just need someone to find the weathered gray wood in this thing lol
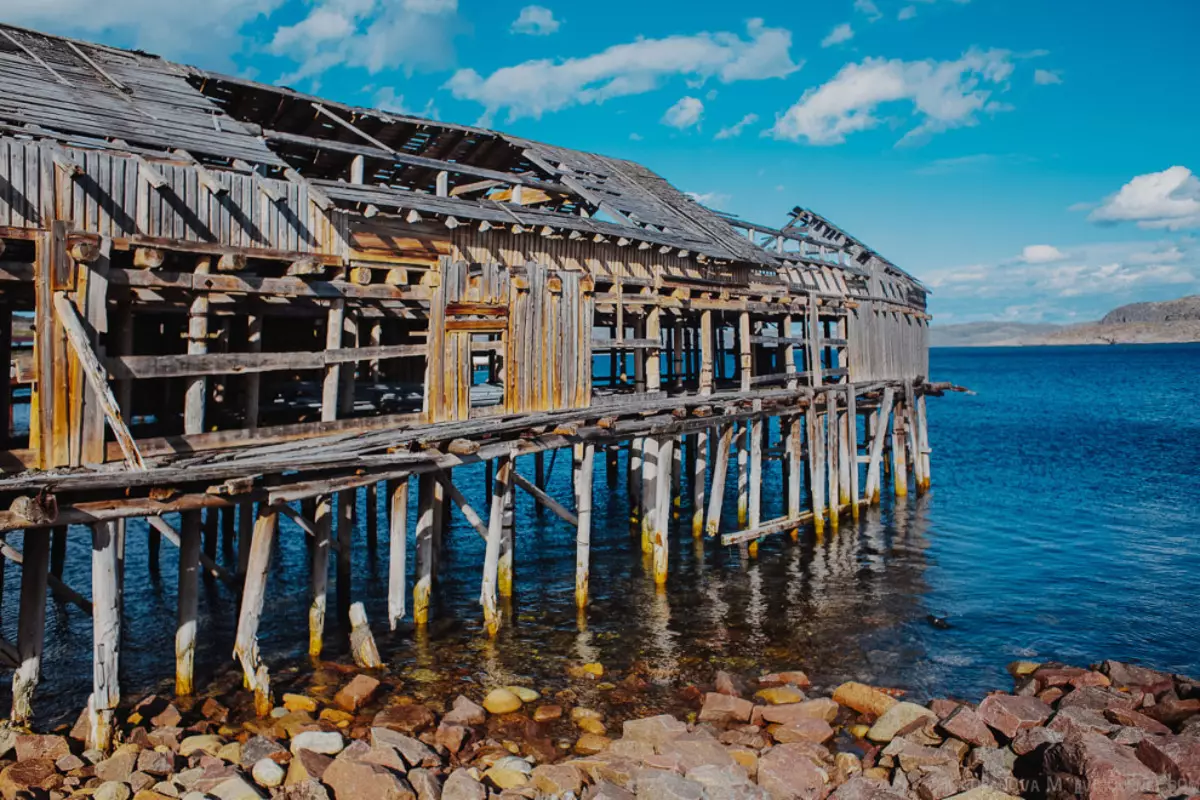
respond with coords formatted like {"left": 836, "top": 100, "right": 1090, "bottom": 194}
{"left": 387, "top": 481, "right": 408, "bottom": 630}
{"left": 691, "top": 428, "right": 708, "bottom": 538}
{"left": 109, "top": 343, "right": 428, "bottom": 379}
{"left": 846, "top": 387, "right": 860, "bottom": 512}
{"left": 917, "top": 393, "right": 931, "bottom": 492}
{"left": 233, "top": 504, "right": 277, "bottom": 717}
{"left": 826, "top": 392, "right": 840, "bottom": 526}
{"left": 736, "top": 421, "right": 749, "bottom": 526}
{"left": 787, "top": 414, "right": 803, "bottom": 539}
{"left": 175, "top": 509, "right": 201, "bottom": 696}
{"left": 348, "top": 602, "right": 382, "bottom": 668}
{"left": 413, "top": 474, "right": 434, "bottom": 625}
{"left": 308, "top": 497, "right": 332, "bottom": 657}
{"left": 864, "top": 387, "right": 895, "bottom": 502}
{"left": 807, "top": 409, "right": 826, "bottom": 532}
{"left": 892, "top": 394, "right": 909, "bottom": 497}
{"left": 88, "top": 519, "right": 120, "bottom": 751}
{"left": 747, "top": 412, "right": 763, "bottom": 556}
{"left": 185, "top": 256, "right": 211, "bottom": 436}
{"left": 721, "top": 512, "right": 816, "bottom": 546}
{"left": 435, "top": 471, "right": 489, "bottom": 540}
{"left": 482, "top": 455, "right": 512, "bottom": 635}
{"left": 12, "top": 529, "right": 49, "bottom": 724}
{"left": 640, "top": 435, "right": 659, "bottom": 554}
{"left": 705, "top": 423, "right": 734, "bottom": 537}
{"left": 575, "top": 442, "right": 594, "bottom": 608}
{"left": 652, "top": 435, "right": 674, "bottom": 585}
{"left": 322, "top": 300, "right": 345, "bottom": 423}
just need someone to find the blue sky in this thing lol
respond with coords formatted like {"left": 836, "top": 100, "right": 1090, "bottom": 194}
{"left": 7, "top": 0, "right": 1200, "bottom": 324}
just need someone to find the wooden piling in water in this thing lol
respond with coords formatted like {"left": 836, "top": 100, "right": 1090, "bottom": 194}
{"left": 414, "top": 474, "right": 435, "bottom": 626}
{"left": 388, "top": 480, "right": 408, "bottom": 630}
{"left": 482, "top": 455, "right": 512, "bottom": 636}
{"left": 692, "top": 428, "right": 709, "bottom": 538}
{"left": 233, "top": 504, "right": 278, "bottom": 717}
{"left": 736, "top": 422, "right": 749, "bottom": 526}
{"left": 576, "top": 441, "right": 594, "bottom": 608}
{"left": 892, "top": 394, "right": 909, "bottom": 497}
{"left": 706, "top": 423, "right": 734, "bottom": 538}
{"left": 748, "top": 412, "right": 763, "bottom": 558}
{"left": 88, "top": 519, "right": 120, "bottom": 751}
{"left": 12, "top": 529, "right": 49, "bottom": 725}
{"left": 641, "top": 436, "right": 659, "bottom": 554}
{"left": 653, "top": 435, "right": 674, "bottom": 585}
{"left": 308, "top": 496, "right": 332, "bottom": 657}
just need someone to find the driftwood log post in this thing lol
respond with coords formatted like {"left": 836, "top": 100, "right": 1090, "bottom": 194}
{"left": 691, "top": 428, "right": 708, "bottom": 538}
{"left": 747, "top": 412, "right": 764, "bottom": 558}
{"left": 308, "top": 496, "right": 332, "bottom": 657}
{"left": 892, "top": 394, "right": 909, "bottom": 497}
{"left": 736, "top": 422, "right": 749, "bottom": 527}
{"left": 414, "top": 474, "right": 435, "bottom": 626}
{"left": 89, "top": 519, "right": 121, "bottom": 751}
{"left": 652, "top": 435, "right": 674, "bottom": 586}
{"left": 787, "top": 414, "right": 803, "bottom": 539}
{"left": 807, "top": 409, "right": 827, "bottom": 534}
{"left": 865, "top": 388, "right": 895, "bottom": 503}
{"left": 847, "top": 387, "right": 860, "bottom": 516}
{"left": 640, "top": 436, "right": 659, "bottom": 555}
{"left": 387, "top": 480, "right": 408, "bottom": 630}
{"left": 575, "top": 441, "right": 595, "bottom": 608}
{"left": 12, "top": 529, "right": 50, "bottom": 724}
{"left": 482, "top": 455, "right": 513, "bottom": 635}
{"left": 234, "top": 504, "right": 278, "bottom": 718}
{"left": 706, "top": 423, "right": 734, "bottom": 537}
{"left": 826, "top": 391, "right": 841, "bottom": 529}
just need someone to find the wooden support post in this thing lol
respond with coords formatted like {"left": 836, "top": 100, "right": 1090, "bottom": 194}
{"left": 807, "top": 299, "right": 823, "bottom": 388}
{"left": 736, "top": 422, "right": 749, "bottom": 526}
{"left": 691, "top": 428, "right": 708, "bottom": 538}
{"left": 482, "top": 455, "right": 512, "bottom": 636}
{"left": 838, "top": 395, "right": 852, "bottom": 509}
{"left": 339, "top": 311, "right": 358, "bottom": 417}
{"left": 233, "top": 505, "right": 278, "bottom": 717}
{"left": 787, "top": 415, "right": 803, "bottom": 539}
{"left": 576, "top": 442, "right": 594, "bottom": 608}
{"left": 646, "top": 306, "right": 662, "bottom": 391}
{"left": 807, "top": 409, "right": 826, "bottom": 533}
{"left": 175, "top": 510, "right": 201, "bottom": 696}
{"left": 706, "top": 423, "right": 733, "bottom": 537}
{"left": 185, "top": 256, "right": 211, "bottom": 434}
{"left": 739, "top": 311, "right": 752, "bottom": 392}
{"left": 640, "top": 435, "right": 659, "bottom": 554}
{"left": 699, "top": 309, "right": 713, "bottom": 396}
{"left": 309, "top": 496, "right": 332, "bottom": 657}
{"left": 49, "top": 525, "right": 66, "bottom": 578}
{"left": 12, "top": 529, "right": 49, "bottom": 725}
{"left": 652, "top": 436, "right": 673, "bottom": 585}
{"left": 918, "top": 393, "right": 931, "bottom": 491}
{"left": 322, "top": 300, "right": 345, "bottom": 422}
{"left": 864, "top": 388, "right": 895, "bottom": 503}
{"left": 499, "top": 467, "right": 515, "bottom": 598}
{"left": 88, "top": 519, "right": 120, "bottom": 751}
{"left": 348, "top": 602, "right": 382, "bottom": 668}
{"left": 414, "top": 474, "right": 434, "bottom": 625}
{"left": 892, "top": 394, "right": 909, "bottom": 497}
{"left": 387, "top": 480, "right": 408, "bottom": 630}
{"left": 905, "top": 382, "right": 924, "bottom": 493}
{"left": 629, "top": 437, "right": 643, "bottom": 526}
{"left": 671, "top": 434, "right": 682, "bottom": 510}
{"left": 784, "top": 314, "right": 797, "bottom": 389}
{"left": 237, "top": 304, "right": 261, "bottom": 575}
{"left": 670, "top": 318, "right": 684, "bottom": 392}
{"left": 533, "top": 452, "right": 545, "bottom": 516}
{"left": 366, "top": 481, "right": 379, "bottom": 551}
{"left": 336, "top": 489, "right": 354, "bottom": 627}
{"left": 826, "top": 393, "right": 840, "bottom": 528}
{"left": 847, "top": 387, "right": 860, "bottom": 515}
{"left": 748, "top": 413, "right": 764, "bottom": 557}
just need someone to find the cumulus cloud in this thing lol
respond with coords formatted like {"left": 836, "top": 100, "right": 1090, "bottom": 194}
{"left": 269, "top": 0, "right": 463, "bottom": 87}
{"left": 511, "top": 5, "right": 561, "bottom": 36}
{"left": 1034, "top": 69, "right": 1062, "bottom": 85}
{"left": 898, "top": 6, "right": 918, "bottom": 20}
{"left": 663, "top": 96, "right": 704, "bottom": 129}
{"left": 1085, "top": 167, "right": 1200, "bottom": 230}
{"left": 921, "top": 238, "right": 1198, "bottom": 321}
{"left": 447, "top": 18, "right": 801, "bottom": 121}
{"left": 0, "top": 0, "right": 282, "bottom": 68}
{"left": 769, "top": 48, "right": 1014, "bottom": 146}
{"left": 854, "top": 0, "right": 883, "bottom": 22}
{"left": 1021, "top": 244, "right": 1067, "bottom": 264}
{"left": 715, "top": 113, "right": 759, "bottom": 140}
{"left": 686, "top": 191, "right": 732, "bottom": 209}
{"left": 821, "top": 23, "right": 854, "bottom": 48}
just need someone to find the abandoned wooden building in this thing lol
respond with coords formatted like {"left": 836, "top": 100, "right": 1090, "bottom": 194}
{"left": 0, "top": 24, "right": 939, "bottom": 742}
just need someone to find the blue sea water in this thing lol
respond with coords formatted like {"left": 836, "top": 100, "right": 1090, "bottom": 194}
{"left": 3, "top": 343, "right": 1198, "bottom": 724}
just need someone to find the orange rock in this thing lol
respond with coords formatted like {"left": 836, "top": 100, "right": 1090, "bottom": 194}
{"left": 832, "top": 682, "right": 898, "bottom": 717}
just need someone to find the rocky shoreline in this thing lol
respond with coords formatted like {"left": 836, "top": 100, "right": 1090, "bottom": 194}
{"left": 1, "top": 658, "right": 1198, "bottom": 800}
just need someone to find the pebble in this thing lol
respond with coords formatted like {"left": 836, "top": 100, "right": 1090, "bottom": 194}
{"left": 252, "top": 757, "right": 285, "bottom": 788}
{"left": 290, "top": 731, "right": 345, "bottom": 755}
{"left": 483, "top": 688, "right": 523, "bottom": 715}
{"left": 504, "top": 686, "right": 541, "bottom": 703}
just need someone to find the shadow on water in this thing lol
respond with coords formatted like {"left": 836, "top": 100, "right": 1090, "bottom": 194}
{"left": 6, "top": 343, "right": 1200, "bottom": 727}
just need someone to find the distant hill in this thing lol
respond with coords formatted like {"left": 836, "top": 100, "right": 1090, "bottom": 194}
{"left": 931, "top": 295, "right": 1200, "bottom": 347}
{"left": 929, "top": 322, "right": 1062, "bottom": 347}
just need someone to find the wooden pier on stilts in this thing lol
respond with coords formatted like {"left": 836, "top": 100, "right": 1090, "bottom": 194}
{"left": 0, "top": 24, "right": 948, "bottom": 736}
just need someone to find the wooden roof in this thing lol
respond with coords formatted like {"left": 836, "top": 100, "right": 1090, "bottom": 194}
{"left": 0, "top": 22, "right": 918, "bottom": 284}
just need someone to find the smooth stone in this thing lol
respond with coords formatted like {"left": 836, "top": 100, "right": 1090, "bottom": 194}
{"left": 95, "top": 782, "right": 133, "bottom": 800}
{"left": 484, "top": 689, "right": 524, "bottom": 715}
{"left": 484, "top": 767, "right": 530, "bottom": 790}
{"left": 443, "top": 769, "right": 488, "bottom": 800}
{"left": 868, "top": 702, "right": 937, "bottom": 743}
{"left": 699, "top": 693, "right": 754, "bottom": 724}
{"left": 253, "top": 758, "right": 286, "bottom": 788}
{"left": 832, "top": 683, "right": 898, "bottom": 718}
{"left": 283, "top": 694, "right": 319, "bottom": 713}
{"left": 179, "top": 735, "right": 225, "bottom": 757}
{"left": 534, "top": 705, "right": 564, "bottom": 723}
{"left": 505, "top": 686, "right": 541, "bottom": 703}
{"left": 290, "top": 731, "right": 345, "bottom": 755}
{"left": 576, "top": 733, "right": 612, "bottom": 755}
{"left": 623, "top": 715, "right": 688, "bottom": 748}
{"left": 209, "top": 776, "right": 267, "bottom": 800}
{"left": 443, "top": 696, "right": 487, "bottom": 727}
{"left": 756, "top": 686, "right": 805, "bottom": 705}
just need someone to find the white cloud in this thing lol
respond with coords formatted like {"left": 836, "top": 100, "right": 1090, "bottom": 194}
{"left": 511, "top": 5, "right": 561, "bottom": 36}
{"left": 629, "top": 132, "right": 644, "bottom": 141}
{"left": 447, "top": 18, "right": 801, "bottom": 121}
{"left": 1086, "top": 167, "right": 1200, "bottom": 230}
{"left": 898, "top": 6, "right": 918, "bottom": 20}
{"left": 0, "top": 0, "right": 282, "bottom": 68}
{"left": 686, "top": 191, "right": 732, "bottom": 209}
{"left": 1021, "top": 244, "right": 1067, "bottom": 264}
{"left": 769, "top": 48, "right": 1015, "bottom": 146}
{"left": 663, "top": 96, "right": 704, "bottom": 129}
{"left": 715, "top": 113, "right": 759, "bottom": 140}
{"left": 854, "top": 0, "right": 883, "bottom": 22}
{"left": 1033, "top": 69, "right": 1062, "bottom": 85}
{"left": 821, "top": 23, "right": 854, "bottom": 48}
{"left": 269, "top": 0, "right": 462, "bottom": 87}
{"left": 373, "top": 87, "right": 438, "bottom": 118}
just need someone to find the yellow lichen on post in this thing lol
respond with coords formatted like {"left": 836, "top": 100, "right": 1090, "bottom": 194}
{"left": 414, "top": 474, "right": 435, "bottom": 626}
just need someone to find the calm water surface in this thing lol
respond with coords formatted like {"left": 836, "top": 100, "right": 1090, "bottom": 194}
{"left": 4, "top": 343, "right": 1199, "bottom": 725}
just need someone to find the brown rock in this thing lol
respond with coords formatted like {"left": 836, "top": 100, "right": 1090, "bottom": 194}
{"left": 533, "top": 705, "right": 563, "bottom": 723}
{"left": 408, "top": 768, "right": 442, "bottom": 800}
{"left": 443, "top": 770, "right": 487, "bottom": 800}
{"left": 374, "top": 704, "right": 436, "bottom": 734}
{"left": 1037, "top": 687, "right": 1065, "bottom": 706}
{"left": 1057, "top": 686, "right": 1136, "bottom": 713}
{"left": 56, "top": 753, "right": 85, "bottom": 772}
{"left": 1135, "top": 735, "right": 1200, "bottom": 784}
{"left": 929, "top": 699, "right": 962, "bottom": 720}
{"left": 435, "top": 722, "right": 468, "bottom": 754}
{"left": 278, "top": 781, "right": 332, "bottom": 800}
{"left": 323, "top": 757, "right": 416, "bottom": 800}
{"left": 1102, "top": 660, "right": 1174, "bottom": 691}
{"left": 770, "top": 719, "right": 834, "bottom": 745}
{"left": 0, "top": 758, "right": 58, "bottom": 800}
{"left": 938, "top": 705, "right": 997, "bottom": 748}
{"left": 334, "top": 674, "right": 381, "bottom": 713}
{"left": 370, "top": 728, "right": 439, "bottom": 769}
{"left": 14, "top": 734, "right": 70, "bottom": 762}
{"left": 1143, "top": 698, "right": 1200, "bottom": 725}
{"left": 136, "top": 749, "right": 178, "bottom": 777}
{"left": 913, "top": 767, "right": 962, "bottom": 800}
{"left": 1043, "top": 730, "right": 1157, "bottom": 800}
{"left": 575, "top": 733, "right": 612, "bottom": 755}
{"left": 443, "top": 696, "right": 487, "bottom": 727}
{"left": 760, "top": 671, "right": 811, "bottom": 689}
{"left": 297, "top": 749, "right": 334, "bottom": 780}
{"left": 699, "top": 693, "right": 754, "bottom": 725}
{"left": 623, "top": 715, "right": 688, "bottom": 748}
{"left": 1033, "top": 667, "right": 1088, "bottom": 689}
{"left": 96, "top": 748, "right": 140, "bottom": 783}
{"left": 761, "top": 699, "right": 838, "bottom": 726}
{"left": 715, "top": 671, "right": 742, "bottom": 697}
{"left": 832, "top": 683, "right": 898, "bottom": 718}
{"left": 828, "top": 775, "right": 907, "bottom": 800}
{"left": 659, "top": 730, "right": 735, "bottom": 772}
{"left": 531, "top": 764, "right": 584, "bottom": 796}
{"left": 757, "top": 743, "right": 828, "bottom": 800}
{"left": 586, "top": 779, "right": 636, "bottom": 800}
{"left": 1010, "top": 727, "right": 1063, "bottom": 756}
{"left": 1047, "top": 706, "right": 1117, "bottom": 737}
{"left": 633, "top": 768, "right": 705, "bottom": 800}
{"left": 976, "top": 694, "right": 1052, "bottom": 738}
{"left": 1103, "top": 706, "right": 1171, "bottom": 734}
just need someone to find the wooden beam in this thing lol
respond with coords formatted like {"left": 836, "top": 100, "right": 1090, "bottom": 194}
{"left": 864, "top": 387, "right": 894, "bottom": 502}
{"left": 109, "top": 343, "right": 427, "bottom": 380}
{"left": 233, "top": 504, "right": 278, "bottom": 717}
{"left": 512, "top": 470, "right": 578, "bottom": 527}
{"left": 146, "top": 516, "right": 236, "bottom": 585}
{"left": 721, "top": 513, "right": 815, "bottom": 546}
{"left": 52, "top": 292, "right": 145, "bottom": 469}
{"left": 434, "top": 471, "right": 489, "bottom": 541}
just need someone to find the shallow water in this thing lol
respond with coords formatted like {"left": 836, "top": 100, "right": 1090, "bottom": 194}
{"left": 3, "top": 343, "right": 1199, "bottom": 726}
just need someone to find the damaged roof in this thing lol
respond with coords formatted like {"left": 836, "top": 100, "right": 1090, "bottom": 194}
{"left": 0, "top": 22, "right": 919, "bottom": 284}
